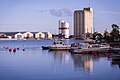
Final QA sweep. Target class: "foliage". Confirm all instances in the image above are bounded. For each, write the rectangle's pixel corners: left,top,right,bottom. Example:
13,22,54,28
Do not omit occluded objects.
110,24,120,41
92,32,103,41
103,29,111,42
102,24,120,42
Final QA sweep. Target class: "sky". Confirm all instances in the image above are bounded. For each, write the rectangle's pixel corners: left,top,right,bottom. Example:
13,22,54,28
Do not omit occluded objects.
0,0,120,34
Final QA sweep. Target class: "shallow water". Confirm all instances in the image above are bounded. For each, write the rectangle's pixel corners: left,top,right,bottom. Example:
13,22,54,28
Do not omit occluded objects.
0,40,120,80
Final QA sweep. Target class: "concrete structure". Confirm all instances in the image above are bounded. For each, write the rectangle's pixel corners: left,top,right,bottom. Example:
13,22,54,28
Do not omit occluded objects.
74,7,93,39
59,20,69,38
43,32,52,39
15,33,24,39
35,32,45,39
23,32,34,39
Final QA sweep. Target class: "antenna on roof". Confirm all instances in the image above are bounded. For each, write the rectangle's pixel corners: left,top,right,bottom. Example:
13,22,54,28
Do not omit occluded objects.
88,0,91,8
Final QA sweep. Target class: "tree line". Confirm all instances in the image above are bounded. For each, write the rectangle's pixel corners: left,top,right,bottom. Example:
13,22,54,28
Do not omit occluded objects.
92,24,120,42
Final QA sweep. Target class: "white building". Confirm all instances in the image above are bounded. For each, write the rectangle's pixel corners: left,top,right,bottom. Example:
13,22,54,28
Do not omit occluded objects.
43,32,52,39
15,32,24,39
8,36,12,39
35,32,45,39
23,32,34,39
59,20,70,38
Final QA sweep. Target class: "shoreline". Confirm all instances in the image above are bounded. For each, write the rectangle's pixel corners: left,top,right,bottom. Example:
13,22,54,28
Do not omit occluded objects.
0,38,70,40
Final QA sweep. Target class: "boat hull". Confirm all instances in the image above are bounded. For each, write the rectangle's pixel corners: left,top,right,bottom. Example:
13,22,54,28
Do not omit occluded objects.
42,46,50,50
49,47,71,51
73,48,109,54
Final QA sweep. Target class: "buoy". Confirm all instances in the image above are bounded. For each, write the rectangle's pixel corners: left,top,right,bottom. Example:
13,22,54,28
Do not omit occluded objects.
107,53,111,58
104,54,107,57
86,52,88,55
84,52,87,55
82,52,84,54
13,48,16,53
93,52,97,57
17,48,19,50
6,47,9,49
9,48,12,52
3,46,6,48
97,53,100,57
89,51,92,54
23,49,25,51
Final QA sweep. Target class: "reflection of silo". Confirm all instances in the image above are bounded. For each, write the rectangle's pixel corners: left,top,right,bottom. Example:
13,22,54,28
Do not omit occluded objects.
59,20,69,38
84,57,93,73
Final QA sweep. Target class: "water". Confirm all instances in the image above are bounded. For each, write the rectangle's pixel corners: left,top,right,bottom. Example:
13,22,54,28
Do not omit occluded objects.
0,40,120,80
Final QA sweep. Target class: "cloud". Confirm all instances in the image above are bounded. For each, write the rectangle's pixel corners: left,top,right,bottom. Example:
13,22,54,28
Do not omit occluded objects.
49,9,63,17
49,8,73,17
38,10,47,13
38,8,73,17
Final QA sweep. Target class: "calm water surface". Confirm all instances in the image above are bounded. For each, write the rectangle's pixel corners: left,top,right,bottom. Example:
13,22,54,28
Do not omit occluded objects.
0,40,120,80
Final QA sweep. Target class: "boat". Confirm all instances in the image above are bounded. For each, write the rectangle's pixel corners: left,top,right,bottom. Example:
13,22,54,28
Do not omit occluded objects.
70,43,88,52
42,46,50,50
72,43,110,54
109,48,120,54
49,41,71,51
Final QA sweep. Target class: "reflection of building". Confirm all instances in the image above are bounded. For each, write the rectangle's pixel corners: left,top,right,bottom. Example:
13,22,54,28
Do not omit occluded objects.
50,51,70,64
84,57,93,73
112,60,120,68
73,54,93,73
73,54,84,68
74,7,93,39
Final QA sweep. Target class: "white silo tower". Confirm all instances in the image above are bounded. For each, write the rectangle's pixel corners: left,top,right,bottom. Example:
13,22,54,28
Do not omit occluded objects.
59,20,69,38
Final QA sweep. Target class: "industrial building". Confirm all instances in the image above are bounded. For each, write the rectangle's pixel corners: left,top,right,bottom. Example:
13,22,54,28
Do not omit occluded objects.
58,20,70,39
74,7,93,39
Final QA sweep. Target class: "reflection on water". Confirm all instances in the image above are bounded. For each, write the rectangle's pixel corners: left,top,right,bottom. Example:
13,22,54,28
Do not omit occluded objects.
49,51,94,73
49,50,120,75
111,60,120,68
0,40,120,80
84,56,93,73
49,51,71,64
72,54,93,73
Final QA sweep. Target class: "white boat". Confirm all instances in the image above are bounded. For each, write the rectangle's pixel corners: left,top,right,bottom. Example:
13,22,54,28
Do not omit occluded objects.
73,43,110,53
70,43,89,52
49,41,71,51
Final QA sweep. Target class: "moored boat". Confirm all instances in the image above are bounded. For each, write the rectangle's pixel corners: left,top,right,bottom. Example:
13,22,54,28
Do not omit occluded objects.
72,43,110,54
42,46,50,50
49,41,71,51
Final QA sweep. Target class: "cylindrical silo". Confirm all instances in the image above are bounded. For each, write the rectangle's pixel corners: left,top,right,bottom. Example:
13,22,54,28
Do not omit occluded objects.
59,20,69,38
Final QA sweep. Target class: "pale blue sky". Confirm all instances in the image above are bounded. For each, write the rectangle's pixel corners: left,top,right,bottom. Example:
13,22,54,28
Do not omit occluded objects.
0,0,120,34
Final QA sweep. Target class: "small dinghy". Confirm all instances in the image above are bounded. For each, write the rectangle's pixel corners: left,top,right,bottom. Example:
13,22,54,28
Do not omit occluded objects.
42,46,50,50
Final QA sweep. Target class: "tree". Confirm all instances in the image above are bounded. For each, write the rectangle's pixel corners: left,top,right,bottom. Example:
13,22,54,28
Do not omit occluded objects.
110,24,120,41
92,32,103,42
92,32,98,40
103,29,111,42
